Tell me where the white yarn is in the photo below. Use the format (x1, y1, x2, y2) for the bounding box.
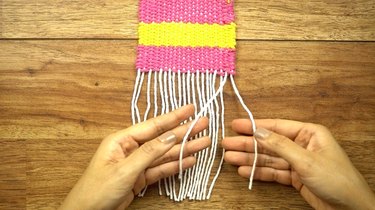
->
(134, 72, 145, 123)
(163, 70, 178, 200)
(202, 72, 219, 198)
(200, 71, 215, 199)
(170, 70, 183, 201)
(171, 71, 178, 110)
(130, 72, 144, 203)
(158, 70, 170, 196)
(187, 72, 203, 199)
(143, 71, 152, 122)
(132, 70, 256, 200)
(178, 70, 182, 107)
(163, 71, 170, 113)
(182, 73, 187, 106)
(153, 71, 159, 118)
(207, 75, 227, 199)
(138, 71, 153, 198)
(229, 75, 258, 190)
(131, 70, 141, 125)
(186, 71, 191, 105)
(178, 73, 228, 181)
(163, 71, 176, 200)
(194, 72, 207, 200)
(159, 70, 165, 115)
(186, 73, 198, 199)
(168, 70, 175, 111)
(153, 72, 162, 196)
(184, 71, 192, 200)
(177, 71, 193, 201)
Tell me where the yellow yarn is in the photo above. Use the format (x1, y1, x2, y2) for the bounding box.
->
(138, 22, 236, 48)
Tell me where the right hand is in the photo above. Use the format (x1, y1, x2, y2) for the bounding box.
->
(223, 119, 375, 210)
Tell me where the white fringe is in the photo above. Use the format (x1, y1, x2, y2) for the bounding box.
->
(130, 70, 256, 201)
(207, 75, 226, 199)
(178, 72, 227, 179)
(229, 75, 258, 190)
(131, 70, 140, 125)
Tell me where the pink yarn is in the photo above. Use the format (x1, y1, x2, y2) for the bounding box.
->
(139, 0, 234, 24)
(137, 45, 235, 75)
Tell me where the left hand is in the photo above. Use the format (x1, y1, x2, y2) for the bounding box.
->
(59, 105, 210, 210)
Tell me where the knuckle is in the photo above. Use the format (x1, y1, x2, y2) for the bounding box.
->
(140, 142, 157, 156)
(156, 168, 167, 180)
(264, 155, 273, 167)
(224, 152, 230, 163)
(315, 124, 330, 133)
(151, 119, 165, 135)
(269, 133, 289, 148)
(122, 137, 139, 156)
(272, 169, 279, 182)
(271, 119, 280, 133)
(247, 154, 253, 166)
(306, 123, 328, 133)
(159, 152, 173, 164)
(172, 110, 184, 123)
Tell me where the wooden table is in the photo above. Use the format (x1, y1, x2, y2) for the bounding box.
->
(1, 1, 374, 209)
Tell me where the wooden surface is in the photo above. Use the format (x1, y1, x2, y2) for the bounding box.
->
(0, 1, 375, 209)
(2, 0, 375, 40)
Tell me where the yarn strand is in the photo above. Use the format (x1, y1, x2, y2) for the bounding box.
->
(179, 73, 228, 180)
(229, 75, 258, 190)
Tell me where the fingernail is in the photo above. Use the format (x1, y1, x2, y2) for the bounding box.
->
(158, 131, 177, 144)
(254, 128, 271, 140)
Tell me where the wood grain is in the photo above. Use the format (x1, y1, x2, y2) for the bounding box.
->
(1, 0, 375, 40)
(0, 40, 374, 209)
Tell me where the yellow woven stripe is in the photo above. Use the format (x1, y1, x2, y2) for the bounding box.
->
(138, 22, 236, 48)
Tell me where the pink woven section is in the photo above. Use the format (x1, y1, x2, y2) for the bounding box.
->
(137, 46, 235, 75)
(139, 0, 234, 24)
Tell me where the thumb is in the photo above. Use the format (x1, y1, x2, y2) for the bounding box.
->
(122, 131, 177, 175)
(254, 128, 311, 171)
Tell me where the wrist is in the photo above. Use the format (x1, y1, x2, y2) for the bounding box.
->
(59, 175, 100, 210)
(358, 190, 375, 210)
(345, 187, 375, 210)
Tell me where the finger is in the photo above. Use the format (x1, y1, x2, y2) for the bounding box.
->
(115, 193, 134, 210)
(115, 117, 207, 158)
(170, 117, 209, 143)
(224, 151, 290, 170)
(120, 131, 178, 176)
(232, 119, 305, 139)
(145, 156, 196, 185)
(150, 136, 211, 167)
(222, 136, 278, 156)
(254, 128, 312, 172)
(117, 136, 139, 157)
(122, 104, 195, 142)
(238, 166, 291, 185)
(133, 173, 146, 195)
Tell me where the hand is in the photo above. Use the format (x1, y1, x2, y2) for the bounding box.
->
(223, 119, 375, 210)
(59, 105, 210, 210)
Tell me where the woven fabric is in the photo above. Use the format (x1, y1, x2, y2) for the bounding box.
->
(139, 0, 234, 24)
(137, 0, 236, 75)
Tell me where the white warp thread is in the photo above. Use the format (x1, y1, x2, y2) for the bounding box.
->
(229, 75, 258, 190)
(131, 70, 141, 125)
(207, 75, 226, 199)
(131, 71, 257, 201)
(178, 73, 228, 180)
(143, 71, 152, 122)
(134, 72, 145, 123)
